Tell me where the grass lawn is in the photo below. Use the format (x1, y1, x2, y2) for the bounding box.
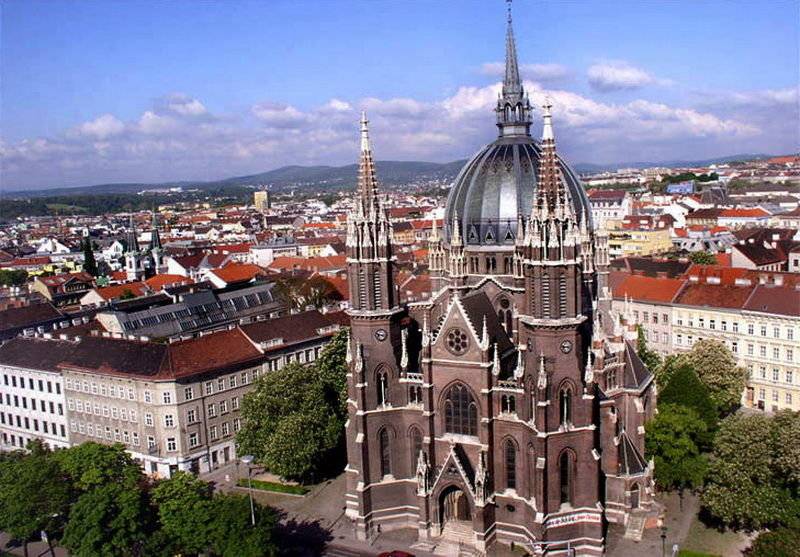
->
(237, 478, 309, 495)
(680, 515, 747, 557)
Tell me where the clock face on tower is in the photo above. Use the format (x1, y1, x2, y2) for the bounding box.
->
(560, 339, 573, 354)
(374, 329, 387, 342)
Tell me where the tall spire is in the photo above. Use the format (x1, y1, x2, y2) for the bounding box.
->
(150, 211, 162, 251)
(496, 0, 532, 137)
(357, 111, 380, 214)
(127, 214, 140, 253)
(503, 0, 522, 97)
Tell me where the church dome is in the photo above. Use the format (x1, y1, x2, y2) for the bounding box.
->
(442, 9, 591, 245)
(444, 136, 590, 245)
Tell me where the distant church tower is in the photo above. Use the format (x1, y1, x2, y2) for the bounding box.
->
(125, 215, 144, 282)
(150, 211, 166, 275)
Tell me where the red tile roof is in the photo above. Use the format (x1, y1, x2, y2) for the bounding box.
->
(210, 263, 266, 285)
(720, 208, 770, 218)
(612, 275, 684, 303)
(164, 328, 263, 378)
(674, 282, 755, 309)
(95, 282, 149, 301)
(145, 274, 194, 290)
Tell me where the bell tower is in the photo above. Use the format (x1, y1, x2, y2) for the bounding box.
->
(344, 112, 406, 539)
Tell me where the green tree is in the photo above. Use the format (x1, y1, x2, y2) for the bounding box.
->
(659, 365, 717, 447)
(0, 442, 71, 557)
(208, 494, 278, 557)
(237, 329, 349, 482)
(0, 268, 28, 286)
(55, 442, 143, 492)
(645, 404, 708, 491)
(702, 413, 798, 529)
(119, 288, 137, 300)
(772, 410, 800, 491)
(151, 471, 214, 555)
(750, 527, 800, 557)
(688, 251, 718, 265)
(681, 339, 747, 416)
(61, 481, 151, 557)
(636, 325, 662, 373)
(82, 237, 99, 276)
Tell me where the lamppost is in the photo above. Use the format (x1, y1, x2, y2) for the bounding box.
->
(660, 526, 668, 557)
(241, 454, 256, 526)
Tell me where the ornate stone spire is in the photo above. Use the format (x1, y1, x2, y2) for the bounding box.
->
(357, 111, 380, 215)
(538, 99, 561, 210)
(496, 0, 532, 137)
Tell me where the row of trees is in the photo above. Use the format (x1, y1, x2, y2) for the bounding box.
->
(236, 329, 349, 482)
(640, 333, 800, 552)
(0, 442, 278, 557)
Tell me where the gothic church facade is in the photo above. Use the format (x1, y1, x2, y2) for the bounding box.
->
(344, 9, 656, 555)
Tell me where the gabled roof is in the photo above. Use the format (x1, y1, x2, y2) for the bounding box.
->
(460, 290, 513, 356)
(623, 339, 651, 389)
(618, 431, 648, 476)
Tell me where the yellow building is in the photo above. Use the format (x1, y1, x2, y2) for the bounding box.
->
(671, 276, 799, 413)
(607, 227, 673, 258)
(254, 191, 270, 212)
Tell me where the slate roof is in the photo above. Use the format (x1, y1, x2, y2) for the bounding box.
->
(0, 337, 77, 372)
(623, 339, 652, 389)
(242, 310, 340, 345)
(618, 431, 648, 476)
(0, 302, 63, 331)
(460, 290, 513, 356)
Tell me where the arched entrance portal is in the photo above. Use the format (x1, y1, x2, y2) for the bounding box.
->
(440, 485, 471, 525)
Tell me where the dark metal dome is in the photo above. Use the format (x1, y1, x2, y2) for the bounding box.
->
(443, 135, 591, 245)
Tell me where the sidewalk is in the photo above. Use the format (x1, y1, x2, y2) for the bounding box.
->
(0, 532, 67, 557)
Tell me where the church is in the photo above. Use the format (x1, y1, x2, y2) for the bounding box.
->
(343, 7, 656, 555)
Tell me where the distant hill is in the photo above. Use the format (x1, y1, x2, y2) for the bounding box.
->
(5, 153, 775, 198)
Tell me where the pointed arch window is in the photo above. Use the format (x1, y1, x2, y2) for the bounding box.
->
(559, 386, 572, 427)
(443, 383, 478, 436)
(505, 440, 517, 490)
(377, 371, 389, 406)
(559, 451, 572, 505)
(409, 427, 423, 473)
(408, 385, 422, 405)
(379, 428, 391, 478)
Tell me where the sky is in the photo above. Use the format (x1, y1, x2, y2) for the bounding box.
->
(1, 0, 798, 190)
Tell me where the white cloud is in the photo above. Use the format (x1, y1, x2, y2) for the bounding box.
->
(165, 94, 207, 116)
(251, 103, 309, 128)
(587, 61, 671, 91)
(78, 114, 125, 139)
(3, 80, 794, 190)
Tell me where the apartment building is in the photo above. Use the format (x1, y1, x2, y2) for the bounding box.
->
(0, 336, 70, 450)
(612, 265, 800, 412)
(611, 274, 684, 356)
(607, 228, 673, 258)
(0, 310, 348, 475)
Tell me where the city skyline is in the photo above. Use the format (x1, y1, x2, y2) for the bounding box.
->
(1, 0, 798, 190)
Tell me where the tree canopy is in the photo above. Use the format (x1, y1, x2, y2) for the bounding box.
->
(645, 404, 708, 491)
(659, 364, 717, 447)
(237, 328, 349, 482)
(680, 339, 747, 415)
(0, 441, 280, 556)
(687, 251, 718, 265)
(701, 412, 800, 530)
